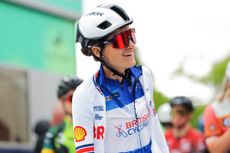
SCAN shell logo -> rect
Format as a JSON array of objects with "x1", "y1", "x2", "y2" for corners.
[{"x1": 74, "y1": 126, "x2": 87, "y2": 142}]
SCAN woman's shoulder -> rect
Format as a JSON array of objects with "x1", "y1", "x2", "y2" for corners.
[
  {"x1": 73, "y1": 75, "x2": 104, "y2": 100},
  {"x1": 139, "y1": 65, "x2": 152, "y2": 76},
  {"x1": 73, "y1": 77, "x2": 95, "y2": 99}
]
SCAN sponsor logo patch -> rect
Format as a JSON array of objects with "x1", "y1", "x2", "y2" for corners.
[
  {"x1": 209, "y1": 124, "x2": 216, "y2": 131},
  {"x1": 106, "y1": 96, "x2": 112, "y2": 101},
  {"x1": 87, "y1": 12, "x2": 104, "y2": 16},
  {"x1": 113, "y1": 92, "x2": 120, "y2": 97},
  {"x1": 74, "y1": 126, "x2": 87, "y2": 142},
  {"x1": 94, "y1": 105, "x2": 104, "y2": 111},
  {"x1": 95, "y1": 114, "x2": 103, "y2": 120},
  {"x1": 94, "y1": 126, "x2": 105, "y2": 140},
  {"x1": 114, "y1": 114, "x2": 150, "y2": 138},
  {"x1": 223, "y1": 118, "x2": 230, "y2": 127}
]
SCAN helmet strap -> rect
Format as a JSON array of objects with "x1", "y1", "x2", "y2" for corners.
[
  {"x1": 92, "y1": 43, "x2": 129, "y2": 79},
  {"x1": 99, "y1": 46, "x2": 127, "y2": 79},
  {"x1": 100, "y1": 55, "x2": 127, "y2": 78}
]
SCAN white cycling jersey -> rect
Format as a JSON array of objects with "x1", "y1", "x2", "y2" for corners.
[{"x1": 72, "y1": 65, "x2": 169, "y2": 153}]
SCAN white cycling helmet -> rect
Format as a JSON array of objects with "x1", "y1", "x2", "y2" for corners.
[
  {"x1": 157, "y1": 102, "x2": 172, "y2": 123},
  {"x1": 226, "y1": 61, "x2": 230, "y2": 81},
  {"x1": 76, "y1": 3, "x2": 133, "y2": 52}
]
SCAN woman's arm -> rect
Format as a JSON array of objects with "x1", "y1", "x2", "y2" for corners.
[
  {"x1": 206, "y1": 129, "x2": 230, "y2": 153},
  {"x1": 72, "y1": 88, "x2": 95, "y2": 153}
]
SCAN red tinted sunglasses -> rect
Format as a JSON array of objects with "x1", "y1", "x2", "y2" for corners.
[
  {"x1": 66, "y1": 94, "x2": 73, "y2": 103},
  {"x1": 103, "y1": 28, "x2": 136, "y2": 49}
]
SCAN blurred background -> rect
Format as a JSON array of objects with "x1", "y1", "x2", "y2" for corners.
[
  {"x1": 0, "y1": 0, "x2": 229, "y2": 152},
  {"x1": 0, "y1": 0, "x2": 81, "y2": 152}
]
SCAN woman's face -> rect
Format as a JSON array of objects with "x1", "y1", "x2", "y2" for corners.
[
  {"x1": 102, "y1": 26, "x2": 136, "y2": 73},
  {"x1": 63, "y1": 90, "x2": 74, "y2": 115}
]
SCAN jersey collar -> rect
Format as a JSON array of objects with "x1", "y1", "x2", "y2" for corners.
[{"x1": 95, "y1": 64, "x2": 142, "y2": 87}]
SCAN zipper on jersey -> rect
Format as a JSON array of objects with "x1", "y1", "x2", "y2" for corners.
[
  {"x1": 132, "y1": 78, "x2": 144, "y2": 152},
  {"x1": 101, "y1": 77, "x2": 144, "y2": 152}
]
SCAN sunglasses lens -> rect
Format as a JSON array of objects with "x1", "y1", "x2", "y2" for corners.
[
  {"x1": 171, "y1": 110, "x2": 188, "y2": 117},
  {"x1": 113, "y1": 34, "x2": 125, "y2": 48},
  {"x1": 112, "y1": 28, "x2": 136, "y2": 49},
  {"x1": 66, "y1": 95, "x2": 73, "y2": 103},
  {"x1": 130, "y1": 30, "x2": 136, "y2": 44}
]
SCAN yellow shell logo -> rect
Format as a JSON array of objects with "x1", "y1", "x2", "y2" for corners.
[{"x1": 74, "y1": 126, "x2": 87, "y2": 142}]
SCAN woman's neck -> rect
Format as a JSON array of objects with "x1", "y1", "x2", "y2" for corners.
[{"x1": 102, "y1": 65, "x2": 125, "y2": 82}]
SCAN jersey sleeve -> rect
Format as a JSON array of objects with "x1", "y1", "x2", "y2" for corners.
[
  {"x1": 203, "y1": 105, "x2": 222, "y2": 138},
  {"x1": 142, "y1": 66, "x2": 169, "y2": 153},
  {"x1": 152, "y1": 113, "x2": 170, "y2": 153},
  {"x1": 141, "y1": 66, "x2": 154, "y2": 90},
  {"x1": 72, "y1": 88, "x2": 95, "y2": 153}
]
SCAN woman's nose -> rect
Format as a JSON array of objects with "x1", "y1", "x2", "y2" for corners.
[{"x1": 127, "y1": 39, "x2": 135, "y2": 48}]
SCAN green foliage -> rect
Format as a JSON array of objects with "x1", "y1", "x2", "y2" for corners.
[
  {"x1": 134, "y1": 47, "x2": 142, "y2": 65},
  {"x1": 153, "y1": 90, "x2": 169, "y2": 110},
  {"x1": 202, "y1": 57, "x2": 230, "y2": 85},
  {"x1": 172, "y1": 65, "x2": 184, "y2": 76},
  {"x1": 135, "y1": 46, "x2": 229, "y2": 129},
  {"x1": 172, "y1": 57, "x2": 230, "y2": 86},
  {"x1": 190, "y1": 57, "x2": 230, "y2": 127},
  {"x1": 190, "y1": 105, "x2": 206, "y2": 128}
]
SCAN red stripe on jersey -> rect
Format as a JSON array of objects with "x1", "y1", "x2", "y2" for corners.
[{"x1": 76, "y1": 146, "x2": 94, "y2": 153}]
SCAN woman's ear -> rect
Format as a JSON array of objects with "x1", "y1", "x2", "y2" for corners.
[{"x1": 91, "y1": 46, "x2": 101, "y2": 58}]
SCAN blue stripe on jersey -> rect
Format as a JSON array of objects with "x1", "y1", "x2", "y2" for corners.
[
  {"x1": 96, "y1": 65, "x2": 144, "y2": 111},
  {"x1": 76, "y1": 143, "x2": 94, "y2": 150},
  {"x1": 105, "y1": 81, "x2": 144, "y2": 111},
  {"x1": 121, "y1": 141, "x2": 152, "y2": 153}
]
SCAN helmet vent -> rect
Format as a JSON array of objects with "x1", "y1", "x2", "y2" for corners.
[
  {"x1": 97, "y1": 21, "x2": 112, "y2": 30},
  {"x1": 110, "y1": 6, "x2": 130, "y2": 21}
]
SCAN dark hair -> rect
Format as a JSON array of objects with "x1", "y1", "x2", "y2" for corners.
[
  {"x1": 169, "y1": 96, "x2": 194, "y2": 112},
  {"x1": 81, "y1": 43, "x2": 105, "y2": 62},
  {"x1": 57, "y1": 76, "x2": 83, "y2": 99}
]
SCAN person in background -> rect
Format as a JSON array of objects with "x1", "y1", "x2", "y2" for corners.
[
  {"x1": 165, "y1": 96, "x2": 207, "y2": 153},
  {"x1": 41, "y1": 76, "x2": 83, "y2": 153},
  {"x1": 34, "y1": 87, "x2": 65, "y2": 153},
  {"x1": 158, "y1": 102, "x2": 173, "y2": 131},
  {"x1": 197, "y1": 113, "x2": 205, "y2": 133},
  {"x1": 203, "y1": 61, "x2": 230, "y2": 153},
  {"x1": 34, "y1": 120, "x2": 50, "y2": 153},
  {"x1": 50, "y1": 101, "x2": 65, "y2": 126},
  {"x1": 72, "y1": 3, "x2": 169, "y2": 153}
]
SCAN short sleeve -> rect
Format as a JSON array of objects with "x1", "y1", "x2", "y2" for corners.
[{"x1": 203, "y1": 105, "x2": 222, "y2": 138}]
